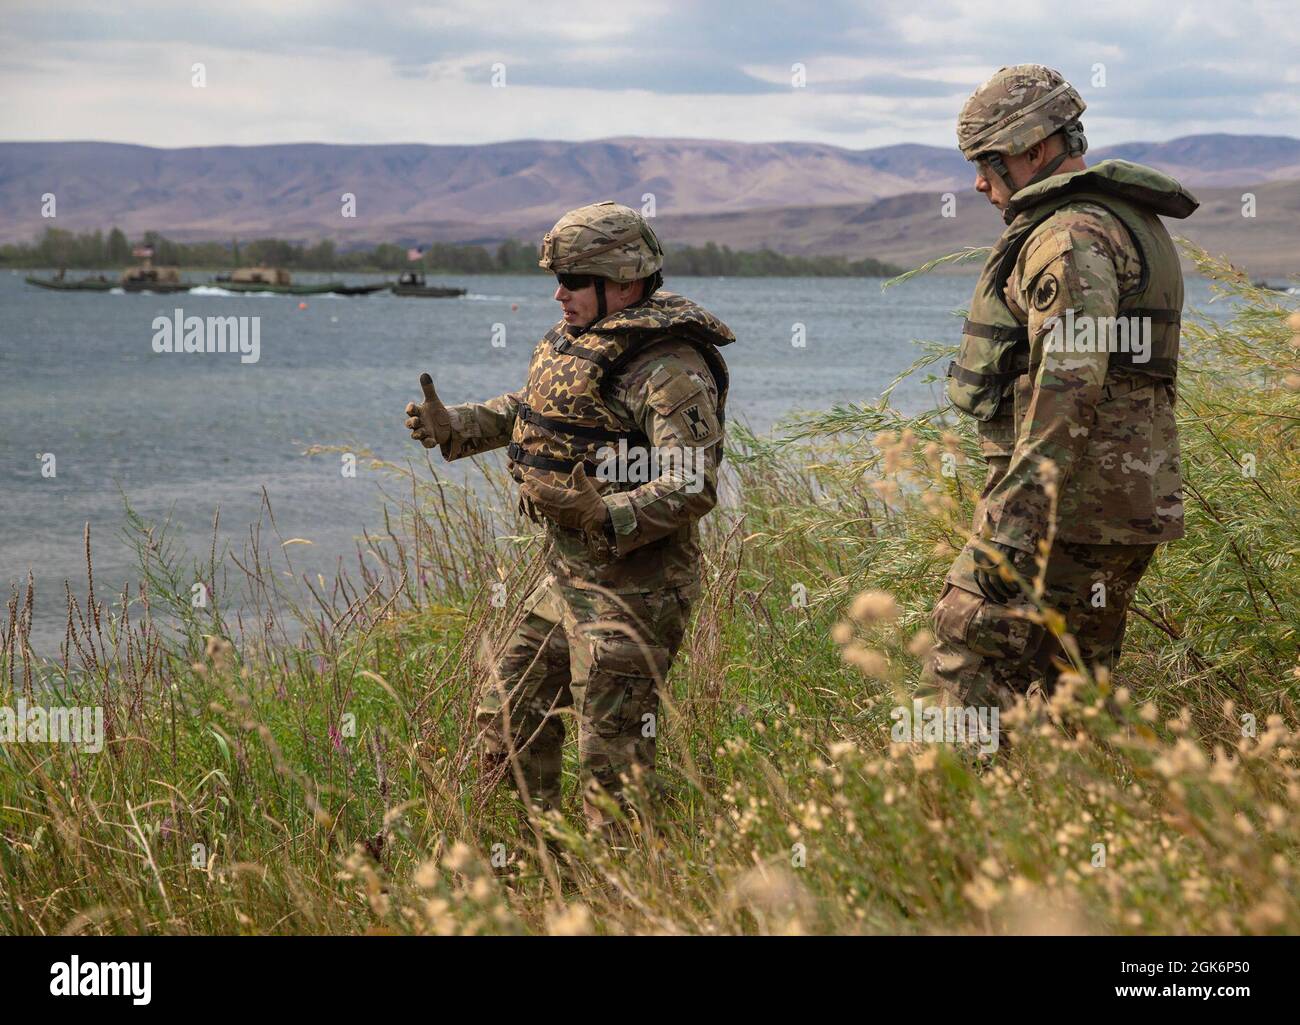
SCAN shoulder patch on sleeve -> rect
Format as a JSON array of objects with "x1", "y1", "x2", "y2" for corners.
[
  {"x1": 1021, "y1": 226, "x2": 1073, "y2": 289},
  {"x1": 648, "y1": 369, "x2": 721, "y2": 447},
  {"x1": 648, "y1": 371, "x2": 705, "y2": 416},
  {"x1": 1031, "y1": 270, "x2": 1061, "y2": 312},
  {"x1": 677, "y1": 402, "x2": 719, "y2": 444},
  {"x1": 646, "y1": 365, "x2": 674, "y2": 391}
]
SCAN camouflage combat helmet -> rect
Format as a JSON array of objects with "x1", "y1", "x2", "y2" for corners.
[
  {"x1": 957, "y1": 64, "x2": 1088, "y2": 202},
  {"x1": 538, "y1": 201, "x2": 664, "y2": 283},
  {"x1": 957, "y1": 64, "x2": 1087, "y2": 161},
  {"x1": 956, "y1": 62, "x2": 1086, "y2": 159}
]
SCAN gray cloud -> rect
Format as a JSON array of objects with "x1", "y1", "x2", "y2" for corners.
[
  {"x1": 0, "y1": 0, "x2": 1295, "y2": 147},
  {"x1": 465, "y1": 58, "x2": 789, "y2": 95}
]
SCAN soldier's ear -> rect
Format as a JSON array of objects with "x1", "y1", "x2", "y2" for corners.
[
  {"x1": 1029, "y1": 137, "x2": 1060, "y2": 169},
  {"x1": 616, "y1": 279, "x2": 638, "y2": 300}
]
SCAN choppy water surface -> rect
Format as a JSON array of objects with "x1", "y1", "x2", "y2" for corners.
[{"x1": 0, "y1": 269, "x2": 1236, "y2": 649}]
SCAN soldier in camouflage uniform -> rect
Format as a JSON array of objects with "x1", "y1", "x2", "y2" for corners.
[
  {"x1": 923, "y1": 65, "x2": 1199, "y2": 712},
  {"x1": 404, "y1": 201, "x2": 734, "y2": 830}
]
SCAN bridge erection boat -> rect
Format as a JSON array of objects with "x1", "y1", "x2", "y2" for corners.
[
  {"x1": 214, "y1": 267, "x2": 344, "y2": 295},
  {"x1": 390, "y1": 271, "x2": 466, "y2": 298},
  {"x1": 26, "y1": 261, "x2": 192, "y2": 293},
  {"x1": 25, "y1": 273, "x2": 116, "y2": 291}
]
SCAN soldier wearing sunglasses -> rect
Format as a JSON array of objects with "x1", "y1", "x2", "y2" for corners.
[{"x1": 404, "y1": 201, "x2": 734, "y2": 835}]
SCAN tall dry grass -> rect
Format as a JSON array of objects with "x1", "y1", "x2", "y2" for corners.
[{"x1": 1, "y1": 248, "x2": 1297, "y2": 935}]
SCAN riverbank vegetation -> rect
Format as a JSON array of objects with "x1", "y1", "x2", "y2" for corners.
[
  {"x1": 1, "y1": 247, "x2": 1297, "y2": 935},
  {"x1": 1, "y1": 228, "x2": 900, "y2": 278}
]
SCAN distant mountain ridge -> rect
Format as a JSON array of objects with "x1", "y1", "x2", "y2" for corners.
[
  {"x1": 1093, "y1": 134, "x2": 1300, "y2": 187},
  {"x1": 2, "y1": 134, "x2": 1298, "y2": 249},
  {"x1": 652, "y1": 177, "x2": 1300, "y2": 278}
]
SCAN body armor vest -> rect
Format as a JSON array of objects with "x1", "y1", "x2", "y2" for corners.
[
  {"x1": 507, "y1": 291, "x2": 734, "y2": 486},
  {"x1": 948, "y1": 160, "x2": 1198, "y2": 422}
]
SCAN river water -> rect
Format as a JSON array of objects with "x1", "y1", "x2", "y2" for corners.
[{"x1": 0, "y1": 269, "x2": 1235, "y2": 651}]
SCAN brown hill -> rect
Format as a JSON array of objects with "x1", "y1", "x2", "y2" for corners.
[
  {"x1": 2, "y1": 134, "x2": 1299, "y2": 254},
  {"x1": 0, "y1": 138, "x2": 971, "y2": 243},
  {"x1": 650, "y1": 177, "x2": 1300, "y2": 279}
]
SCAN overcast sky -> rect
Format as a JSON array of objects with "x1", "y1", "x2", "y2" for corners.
[{"x1": 2, "y1": 0, "x2": 1296, "y2": 151}]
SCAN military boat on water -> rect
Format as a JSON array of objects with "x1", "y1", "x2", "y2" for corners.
[
  {"x1": 28, "y1": 263, "x2": 460, "y2": 297},
  {"x1": 121, "y1": 263, "x2": 191, "y2": 293},
  {"x1": 331, "y1": 281, "x2": 390, "y2": 296},
  {"x1": 25, "y1": 272, "x2": 116, "y2": 291},
  {"x1": 26, "y1": 262, "x2": 192, "y2": 293},
  {"x1": 390, "y1": 271, "x2": 466, "y2": 298},
  {"x1": 214, "y1": 266, "x2": 344, "y2": 295}
]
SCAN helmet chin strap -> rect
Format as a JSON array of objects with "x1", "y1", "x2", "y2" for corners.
[
  {"x1": 991, "y1": 143, "x2": 1074, "y2": 222},
  {"x1": 1023, "y1": 149, "x2": 1072, "y2": 189},
  {"x1": 591, "y1": 275, "x2": 657, "y2": 323},
  {"x1": 983, "y1": 152, "x2": 1019, "y2": 197},
  {"x1": 1003, "y1": 121, "x2": 1089, "y2": 194}
]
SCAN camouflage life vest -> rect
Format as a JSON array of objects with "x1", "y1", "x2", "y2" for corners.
[
  {"x1": 947, "y1": 160, "x2": 1198, "y2": 422},
  {"x1": 507, "y1": 291, "x2": 735, "y2": 487}
]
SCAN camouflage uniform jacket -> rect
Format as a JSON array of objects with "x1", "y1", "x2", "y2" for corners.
[
  {"x1": 952, "y1": 162, "x2": 1197, "y2": 557},
  {"x1": 440, "y1": 292, "x2": 733, "y2": 593}
]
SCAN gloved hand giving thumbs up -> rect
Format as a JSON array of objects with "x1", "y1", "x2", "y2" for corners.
[{"x1": 404, "y1": 372, "x2": 452, "y2": 449}]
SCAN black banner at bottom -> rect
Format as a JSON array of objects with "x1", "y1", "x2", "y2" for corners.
[{"x1": 0, "y1": 934, "x2": 1291, "y2": 1012}]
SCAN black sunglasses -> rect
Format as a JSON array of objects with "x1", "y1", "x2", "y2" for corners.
[
  {"x1": 974, "y1": 152, "x2": 1008, "y2": 180},
  {"x1": 555, "y1": 272, "x2": 598, "y2": 291}
]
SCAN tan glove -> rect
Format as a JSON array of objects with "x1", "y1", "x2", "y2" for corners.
[
  {"x1": 517, "y1": 463, "x2": 610, "y2": 533},
  {"x1": 404, "y1": 372, "x2": 452, "y2": 449}
]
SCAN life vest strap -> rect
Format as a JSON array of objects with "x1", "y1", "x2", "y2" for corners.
[
  {"x1": 517, "y1": 402, "x2": 644, "y2": 444},
  {"x1": 1123, "y1": 307, "x2": 1180, "y2": 324},
  {"x1": 962, "y1": 318, "x2": 1028, "y2": 342},
  {"x1": 1026, "y1": 354, "x2": 1178, "y2": 380},
  {"x1": 550, "y1": 335, "x2": 617, "y2": 370},
  {"x1": 507, "y1": 442, "x2": 597, "y2": 476},
  {"x1": 946, "y1": 360, "x2": 1028, "y2": 387}
]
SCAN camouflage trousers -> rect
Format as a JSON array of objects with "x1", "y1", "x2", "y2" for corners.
[
  {"x1": 923, "y1": 540, "x2": 1156, "y2": 712},
  {"x1": 476, "y1": 574, "x2": 694, "y2": 830}
]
